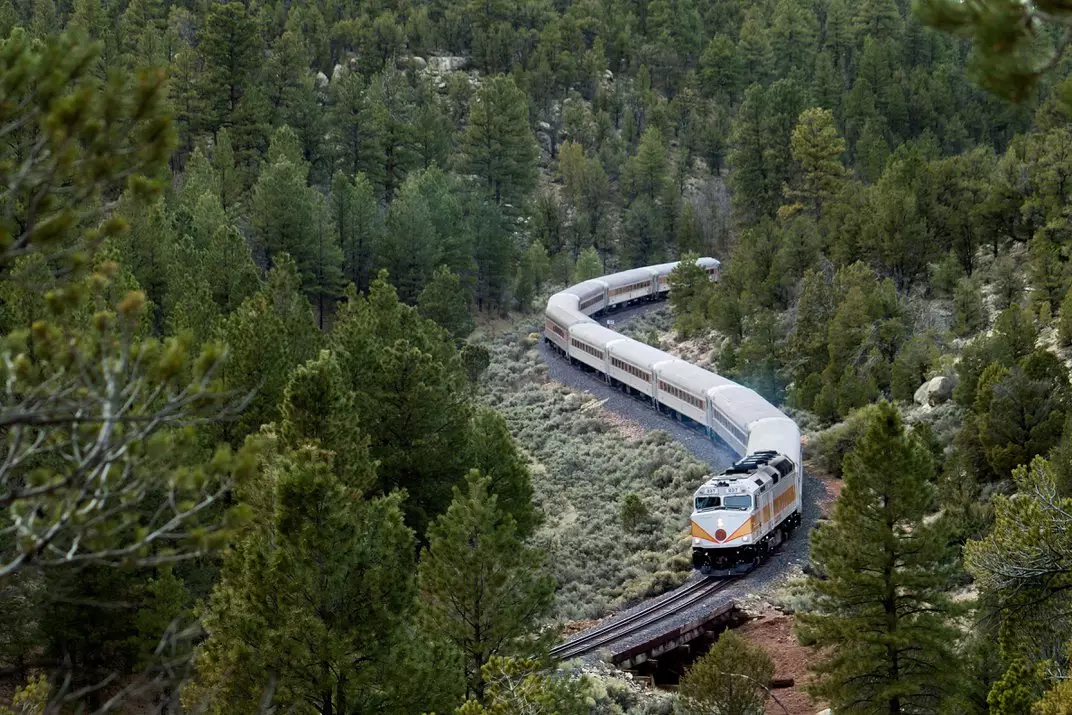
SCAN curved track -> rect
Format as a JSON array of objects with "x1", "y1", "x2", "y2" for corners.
[{"x1": 550, "y1": 577, "x2": 731, "y2": 660}]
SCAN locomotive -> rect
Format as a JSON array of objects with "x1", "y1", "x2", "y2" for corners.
[{"x1": 544, "y1": 259, "x2": 803, "y2": 577}]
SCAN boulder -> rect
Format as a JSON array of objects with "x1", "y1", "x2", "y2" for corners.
[
  {"x1": 817, "y1": 710, "x2": 832, "y2": 715},
  {"x1": 331, "y1": 63, "x2": 346, "y2": 83},
  {"x1": 400, "y1": 55, "x2": 427, "y2": 71},
  {"x1": 914, "y1": 375, "x2": 954, "y2": 406},
  {"x1": 427, "y1": 55, "x2": 469, "y2": 73},
  {"x1": 314, "y1": 71, "x2": 329, "y2": 90}
]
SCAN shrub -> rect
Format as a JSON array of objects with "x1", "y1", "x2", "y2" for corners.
[
  {"x1": 677, "y1": 631, "x2": 775, "y2": 715},
  {"x1": 620, "y1": 493, "x2": 649, "y2": 532},
  {"x1": 929, "y1": 252, "x2": 965, "y2": 298},
  {"x1": 952, "y1": 276, "x2": 987, "y2": 337}
]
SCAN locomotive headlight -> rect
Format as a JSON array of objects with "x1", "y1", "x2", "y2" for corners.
[
  {"x1": 742, "y1": 535, "x2": 751, "y2": 543},
  {"x1": 692, "y1": 538, "x2": 701, "y2": 545}
]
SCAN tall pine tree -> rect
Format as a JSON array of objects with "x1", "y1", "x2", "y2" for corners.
[{"x1": 798, "y1": 402, "x2": 960, "y2": 714}]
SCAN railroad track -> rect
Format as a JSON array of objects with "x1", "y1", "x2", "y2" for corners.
[{"x1": 550, "y1": 576, "x2": 730, "y2": 661}]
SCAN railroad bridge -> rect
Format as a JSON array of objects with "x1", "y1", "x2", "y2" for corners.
[{"x1": 551, "y1": 577, "x2": 747, "y2": 685}]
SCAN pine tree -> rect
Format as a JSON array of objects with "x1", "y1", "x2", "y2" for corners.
[
  {"x1": 977, "y1": 368, "x2": 1066, "y2": 479},
  {"x1": 220, "y1": 257, "x2": 321, "y2": 444},
  {"x1": 307, "y1": 195, "x2": 345, "y2": 329},
  {"x1": 212, "y1": 127, "x2": 242, "y2": 212},
  {"x1": 198, "y1": 2, "x2": 261, "y2": 134},
  {"x1": 625, "y1": 126, "x2": 668, "y2": 201},
  {"x1": 419, "y1": 471, "x2": 555, "y2": 702},
  {"x1": 787, "y1": 107, "x2": 847, "y2": 217},
  {"x1": 953, "y1": 276, "x2": 987, "y2": 337},
  {"x1": 419, "y1": 265, "x2": 475, "y2": 342},
  {"x1": 251, "y1": 127, "x2": 317, "y2": 274},
  {"x1": 572, "y1": 246, "x2": 603, "y2": 282},
  {"x1": 327, "y1": 70, "x2": 385, "y2": 184},
  {"x1": 458, "y1": 75, "x2": 538, "y2": 206},
  {"x1": 332, "y1": 171, "x2": 383, "y2": 293},
  {"x1": 186, "y1": 442, "x2": 458, "y2": 714},
  {"x1": 798, "y1": 402, "x2": 961, "y2": 714},
  {"x1": 465, "y1": 408, "x2": 539, "y2": 538},
  {"x1": 729, "y1": 84, "x2": 776, "y2": 222},
  {"x1": 330, "y1": 275, "x2": 472, "y2": 532}
]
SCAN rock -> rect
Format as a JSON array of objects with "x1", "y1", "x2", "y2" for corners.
[
  {"x1": 817, "y1": 710, "x2": 832, "y2": 715},
  {"x1": 915, "y1": 375, "x2": 954, "y2": 406},
  {"x1": 331, "y1": 64, "x2": 346, "y2": 83},
  {"x1": 314, "y1": 71, "x2": 329, "y2": 90},
  {"x1": 537, "y1": 120, "x2": 552, "y2": 132},
  {"x1": 400, "y1": 55, "x2": 427, "y2": 71},
  {"x1": 427, "y1": 55, "x2": 469, "y2": 73}
]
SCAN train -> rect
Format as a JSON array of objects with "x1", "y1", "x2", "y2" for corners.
[{"x1": 544, "y1": 258, "x2": 803, "y2": 577}]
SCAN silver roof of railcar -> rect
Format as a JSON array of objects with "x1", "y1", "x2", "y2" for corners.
[
  {"x1": 746, "y1": 418, "x2": 802, "y2": 462},
  {"x1": 607, "y1": 339, "x2": 676, "y2": 370},
  {"x1": 708, "y1": 384, "x2": 786, "y2": 428},
  {"x1": 696, "y1": 257, "x2": 721, "y2": 270},
  {"x1": 560, "y1": 279, "x2": 608, "y2": 302},
  {"x1": 570, "y1": 323, "x2": 625, "y2": 348},
  {"x1": 657, "y1": 361, "x2": 735, "y2": 394},
  {"x1": 546, "y1": 293, "x2": 592, "y2": 327},
  {"x1": 602, "y1": 267, "x2": 658, "y2": 288}
]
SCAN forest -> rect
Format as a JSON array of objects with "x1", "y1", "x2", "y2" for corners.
[{"x1": 3, "y1": 0, "x2": 1072, "y2": 712}]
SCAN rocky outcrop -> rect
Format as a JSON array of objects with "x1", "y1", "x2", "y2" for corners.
[
  {"x1": 914, "y1": 375, "x2": 954, "y2": 406},
  {"x1": 426, "y1": 55, "x2": 469, "y2": 73}
]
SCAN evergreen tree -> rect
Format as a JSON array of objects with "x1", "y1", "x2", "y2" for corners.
[
  {"x1": 458, "y1": 75, "x2": 539, "y2": 206},
  {"x1": 572, "y1": 246, "x2": 603, "y2": 282},
  {"x1": 787, "y1": 107, "x2": 847, "y2": 217},
  {"x1": 307, "y1": 196, "x2": 345, "y2": 329},
  {"x1": 186, "y1": 442, "x2": 458, "y2": 714},
  {"x1": 953, "y1": 276, "x2": 987, "y2": 337},
  {"x1": 330, "y1": 276, "x2": 472, "y2": 532},
  {"x1": 419, "y1": 265, "x2": 475, "y2": 342},
  {"x1": 668, "y1": 253, "x2": 715, "y2": 337},
  {"x1": 798, "y1": 402, "x2": 960, "y2": 714},
  {"x1": 419, "y1": 471, "x2": 555, "y2": 702},
  {"x1": 198, "y1": 2, "x2": 261, "y2": 134},
  {"x1": 465, "y1": 408, "x2": 539, "y2": 539},
  {"x1": 220, "y1": 257, "x2": 321, "y2": 444},
  {"x1": 251, "y1": 127, "x2": 317, "y2": 273},
  {"x1": 327, "y1": 70, "x2": 385, "y2": 183},
  {"x1": 332, "y1": 171, "x2": 382, "y2": 293}
]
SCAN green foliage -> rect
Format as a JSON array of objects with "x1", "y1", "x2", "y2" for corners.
[
  {"x1": 419, "y1": 471, "x2": 555, "y2": 701},
  {"x1": 330, "y1": 275, "x2": 472, "y2": 532},
  {"x1": 619, "y1": 492, "x2": 649, "y2": 533},
  {"x1": 572, "y1": 246, "x2": 603, "y2": 283},
  {"x1": 186, "y1": 442, "x2": 456, "y2": 714},
  {"x1": 220, "y1": 256, "x2": 321, "y2": 444},
  {"x1": 786, "y1": 107, "x2": 847, "y2": 217},
  {"x1": 459, "y1": 75, "x2": 538, "y2": 206},
  {"x1": 668, "y1": 254, "x2": 716, "y2": 338},
  {"x1": 953, "y1": 276, "x2": 987, "y2": 337},
  {"x1": 799, "y1": 403, "x2": 961, "y2": 713},
  {"x1": 420, "y1": 265, "x2": 476, "y2": 342},
  {"x1": 677, "y1": 631, "x2": 775, "y2": 715}
]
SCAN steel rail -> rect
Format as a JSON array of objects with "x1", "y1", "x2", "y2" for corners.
[{"x1": 550, "y1": 577, "x2": 730, "y2": 660}]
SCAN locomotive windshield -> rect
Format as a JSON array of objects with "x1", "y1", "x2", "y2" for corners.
[
  {"x1": 694, "y1": 495, "x2": 720, "y2": 511},
  {"x1": 722, "y1": 495, "x2": 752, "y2": 511}
]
